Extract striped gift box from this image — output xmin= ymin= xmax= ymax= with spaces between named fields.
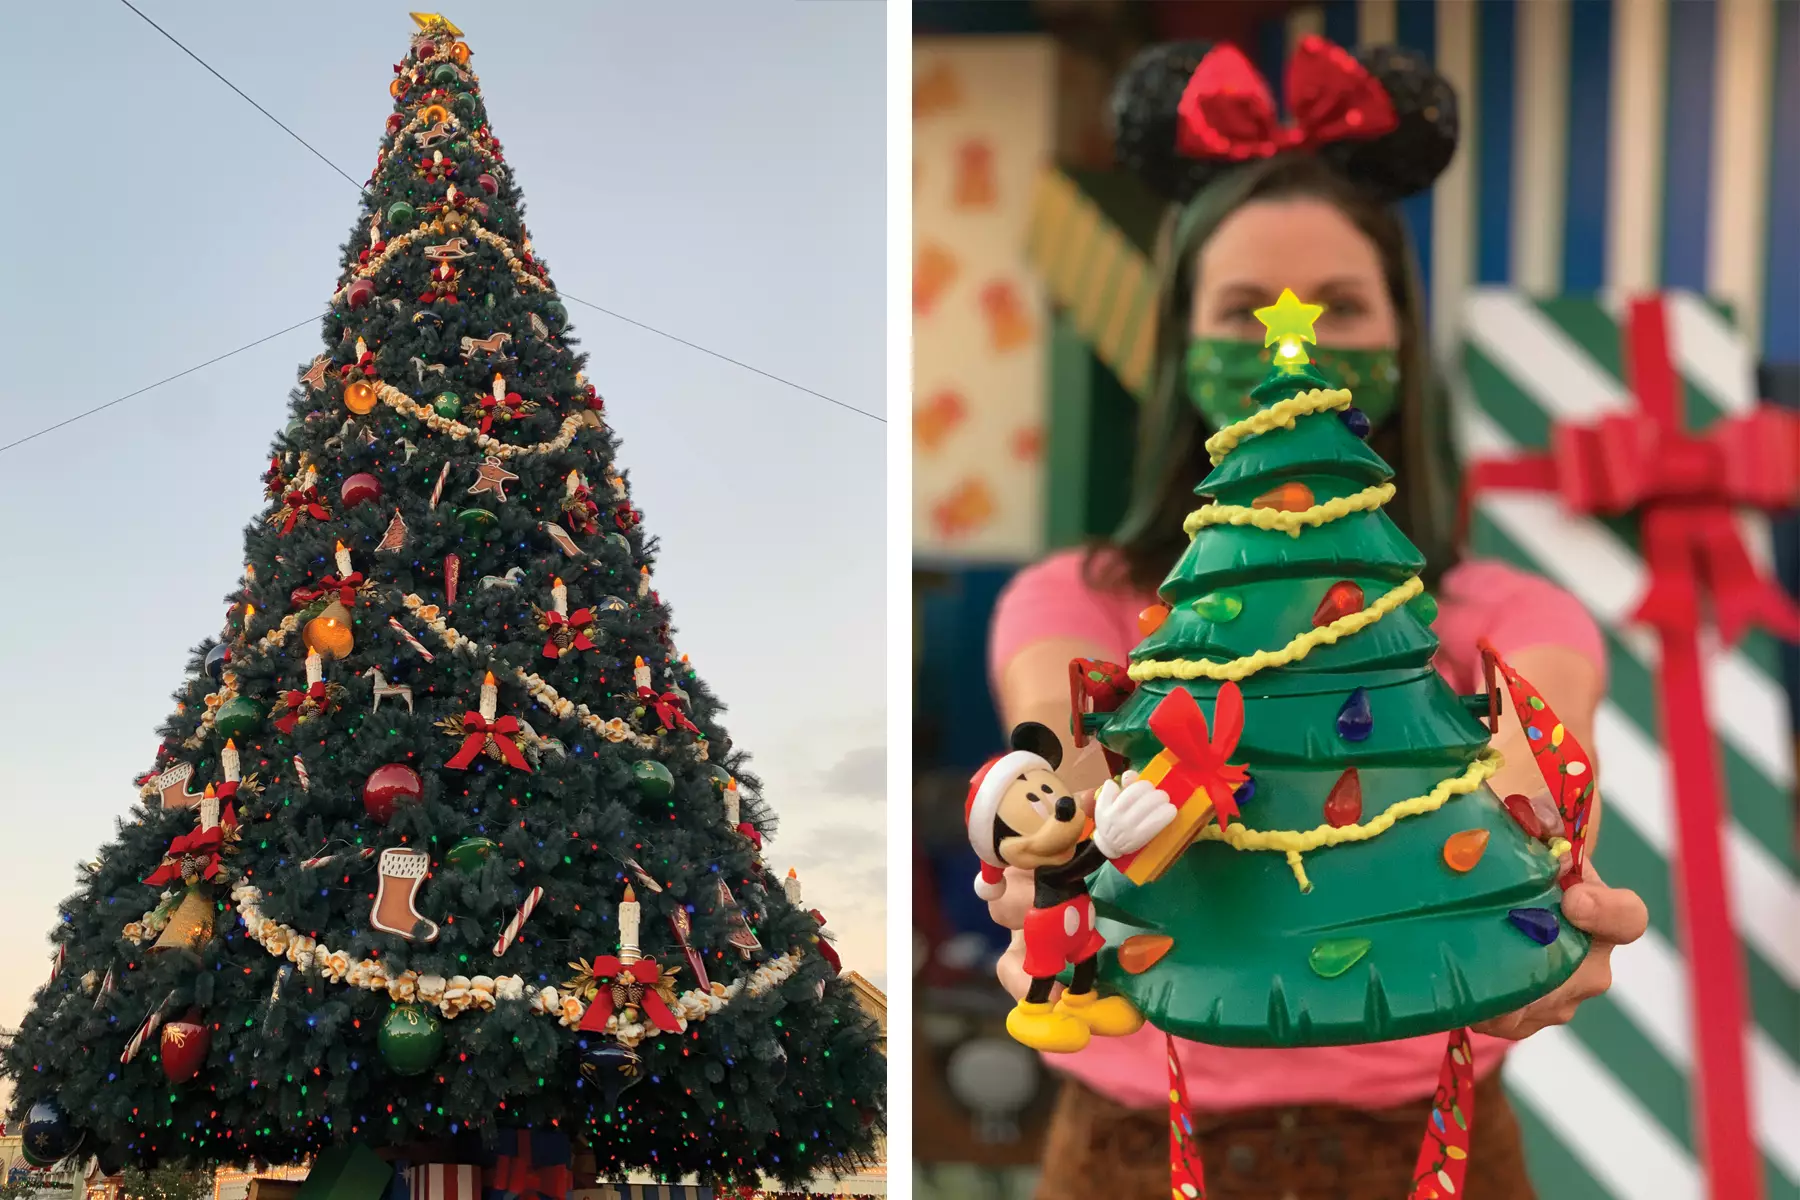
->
xmin=406 ymin=1166 xmax=480 ymax=1200
xmin=1458 ymin=289 xmax=1798 ymax=1200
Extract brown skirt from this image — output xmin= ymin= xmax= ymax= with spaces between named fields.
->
xmin=1034 ymin=1070 xmax=1538 ymax=1200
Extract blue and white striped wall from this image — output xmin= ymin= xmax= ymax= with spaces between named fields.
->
xmin=1259 ymin=0 xmax=1798 ymax=364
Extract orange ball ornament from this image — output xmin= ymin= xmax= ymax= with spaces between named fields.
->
xmin=420 ymin=104 xmax=449 ymax=125
xmin=450 ymin=42 xmax=470 ymax=64
xmin=302 ymin=605 xmax=354 ymax=660
xmin=344 ymin=381 xmax=377 ymax=415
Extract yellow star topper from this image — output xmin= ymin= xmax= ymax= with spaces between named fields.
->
xmin=410 ymin=12 xmax=463 ymax=36
xmin=1254 ymin=288 xmax=1325 ymax=367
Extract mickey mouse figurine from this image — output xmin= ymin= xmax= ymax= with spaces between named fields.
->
xmin=966 ymin=723 xmax=1178 ymax=1052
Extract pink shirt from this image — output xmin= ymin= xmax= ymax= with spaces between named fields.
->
xmin=988 ymin=549 xmax=1606 ymax=1112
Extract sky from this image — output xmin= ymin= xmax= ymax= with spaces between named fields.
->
xmin=0 ymin=0 xmax=888 ymax=1058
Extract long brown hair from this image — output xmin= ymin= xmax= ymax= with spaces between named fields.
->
xmin=1087 ymin=154 xmax=1460 ymax=598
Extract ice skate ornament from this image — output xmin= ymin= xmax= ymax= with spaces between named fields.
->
xmin=965 ymin=721 xmax=1177 ymax=1053
xmin=370 ymin=847 xmax=440 ymax=942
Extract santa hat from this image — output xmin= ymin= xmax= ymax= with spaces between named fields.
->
xmin=965 ymin=749 xmax=1051 ymax=901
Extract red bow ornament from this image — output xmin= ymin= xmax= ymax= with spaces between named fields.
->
xmin=541 ymin=609 xmax=596 ymax=659
xmin=1177 ymin=35 xmax=1396 ymax=163
xmin=263 ymin=457 xmax=288 ymax=500
xmin=291 ymin=573 xmax=364 ymax=609
xmin=445 ymin=712 xmax=532 ymax=772
xmin=1463 ymin=294 xmax=1796 ymax=1200
xmin=273 ymin=681 xmax=330 ymax=734
xmin=144 ymin=825 xmax=225 ymax=887
xmin=1109 ymin=683 xmax=1250 ymax=887
xmin=638 ymin=688 xmax=699 ymax=735
xmin=809 ymin=909 xmax=842 ymax=975
xmin=571 ymin=955 xmax=682 ymax=1033
xmin=272 ymin=487 xmax=330 ymax=536
xmin=478 ymin=389 xmax=525 ymax=433
xmin=418 ymin=259 xmax=462 ymax=305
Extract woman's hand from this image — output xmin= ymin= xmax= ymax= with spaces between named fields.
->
xmin=1472 ymin=866 xmax=1648 ymax=1040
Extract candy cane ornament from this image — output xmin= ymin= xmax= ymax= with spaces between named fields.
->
xmin=300 ymin=847 xmax=376 ymax=870
xmin=493 ymin=886 xmax=543 ymax=956
xmin=121 ymin=992 xmax=176 ymax=1064
xmin=388 ymin=616 xmax=436 ymax=662
xmin=293 ymin=756 xmax=311 ymax=792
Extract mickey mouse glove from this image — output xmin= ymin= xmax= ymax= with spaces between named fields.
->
xmin=1092 ymin=771 xmax=1179 ymax=859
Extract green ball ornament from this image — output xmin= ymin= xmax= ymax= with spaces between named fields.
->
xmin=213 ymin=696 xmax=263 ymax=741
xmin=445 ymin=836 xmax=499 ymax=872
xmin=631 ymin=760 xmax=674 ymax=800
xmin=605 ymin=532 xmax=631 ymax=555
xmin=451 ymin=141 xmax=470 ymax=156
xmin=386 ymin=201 xmax=415 ymax=228
xmin=433 ymin=391 xmax=462 ymax=419
xmin=378 ymin=1004 xmax=443 ymax=1076
xmin=457 ymin=507 xmax=498 ymax=536
xmin=543 ymin=301 xmax=568 ymax=327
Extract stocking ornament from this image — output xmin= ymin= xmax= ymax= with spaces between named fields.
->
xmin=370 ymin=847 xmax=440 ymax=942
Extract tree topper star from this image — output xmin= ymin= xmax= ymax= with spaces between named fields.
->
xmin=1254 ymin=288 xmax=1325 ymax=365
xmin=410 ymin=12 xmax=463 ymax=36
xmin=467 ymin=455 xmax=519 ymax=503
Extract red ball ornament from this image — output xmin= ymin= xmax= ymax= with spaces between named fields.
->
xmin=346 ymin=278 xmax=376 ymax=309
xmin=386 ymin=113 xmax=404 ymax=135
xmin=159 ymin=1013 xmax=210 ymax=1084
xmin=363 ymin=763 xmax=423 ymax=824
xmin=341 ymin=472 xmax=382 ymax=508
xmin=476 ymin=173 xmax=498 ymax=196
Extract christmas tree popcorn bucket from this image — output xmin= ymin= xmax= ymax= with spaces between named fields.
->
xmin=989 ymin=289 xmax=1603 ymax=1199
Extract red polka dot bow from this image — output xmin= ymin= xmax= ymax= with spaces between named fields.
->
xmin=1177 ymin=35 xmax=1396 ymax=163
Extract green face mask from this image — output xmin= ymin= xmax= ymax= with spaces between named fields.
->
xmin=1185 ymin=337 xmax=1401 ymax=433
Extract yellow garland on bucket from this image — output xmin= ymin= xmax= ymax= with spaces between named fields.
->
xmin=1128 ymin=576 xmax=1422 ymax=682
xmin=1203 ymin=386 xmax=1352 ymax=464
xmin=1194 ymin=749 xmax=1504 ymax=891
xmin=1184 ymin=482 xmax=1396 ymax=539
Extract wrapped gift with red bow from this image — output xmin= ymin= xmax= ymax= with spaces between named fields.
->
xmin=1459 ymin=290 xmax=1798 ymax=1200
xmin=482 ymin=1131 xmax=572 ymax=1200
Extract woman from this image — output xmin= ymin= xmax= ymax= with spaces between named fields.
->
xmin=985 ymin=39 xmax=1648 ymax=1200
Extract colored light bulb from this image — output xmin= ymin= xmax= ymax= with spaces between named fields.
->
xmin=1338 ymin=407 xmax=1371 ymax=439
xmin=1231 ymin=774 xmax=1256 ymax=806
xmin=1137 ymin=604 xmax=1170 ymax=636
xmin=1323 ymin=768 xmax=1362 ymax=827
xmin=1442 ymin=829 xmax=1490 ymax=872
xmin=1250 ymin=481 xmax=1315 ymax=512
xmin=1507 ymin=907 xmax=1560 ymax=945
xmin=1307 ymin=936 xmax=1371 ymax=978
xmin=1500 ymin=793 xmax=1545 ymax=839
xmin=1312 ymin=580 xmax=1365 ymax=627
xmin=1117 ymin=934 xmax=1173 ymax=975
xmin=1191 ymin=592 xmax=1243 ymax=622
xmin=1408 ymin=590 xmax=1440 ymax=626
xmin=1335 ymin=687 xmax=1373 ymax=741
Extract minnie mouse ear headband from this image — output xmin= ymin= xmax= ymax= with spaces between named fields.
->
xmin=1110 ymin=35 xmax=1458 ymax=205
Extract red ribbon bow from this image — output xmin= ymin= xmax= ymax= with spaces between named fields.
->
xmin=277 ymin=488 xmax=330 ymax=535
xmin=445 ymin=712 xmax=532 ymax=772
xmin=575 ymin=955 xmax=681 ymax=1033
xmin=144 ymin=826 xmax=224 ymax=886
xmin=274 ymin=682 xmax=329 ymax=734
xmin=291 ymin=573 xmax=363 ymax=608
xmin=638 ymin=687 xmax=699 ymax=734
xmin=479 ymin=390 xmax=525 ymax=433
xmin=1176 ymin=35 xmax=1396 ymax=163
xmin=541 ymin=609 xmax=596 ymax=658
xmin=736 ymin=821 xmax=762 ymax=851
xmin=1147 ymin=682 xmax=1249 ymax=829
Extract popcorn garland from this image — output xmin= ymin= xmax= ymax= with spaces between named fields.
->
xmin=398 ymin=593 xmax=674 ymax=753
xmin=335 ymin=215 xmax=546 ymax=305
xmin=374 ymin=380 xmax=589 ymax=459
xmin=229 ymin=878 xmax=802 ymax=1045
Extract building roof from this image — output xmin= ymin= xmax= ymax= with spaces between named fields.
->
xmin=842 ymin=971 xmax=885 ymax=1033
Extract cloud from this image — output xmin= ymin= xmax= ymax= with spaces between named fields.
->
xmin=818 ymin=744 xmax=885 ymax=801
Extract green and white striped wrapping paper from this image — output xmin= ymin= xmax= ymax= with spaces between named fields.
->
xmin=1456 ymin=289 xmax=1799 ymax=1200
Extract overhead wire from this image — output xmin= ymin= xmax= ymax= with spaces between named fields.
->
xmin=0 ymin=2 xmax=885 ymax=455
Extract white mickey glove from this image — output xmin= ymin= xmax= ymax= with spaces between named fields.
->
xmin=1092 ymin=770 xmax=1178 ymax=859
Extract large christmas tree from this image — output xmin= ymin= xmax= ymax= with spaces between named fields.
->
xmin=1082 ymin=291 xmax=1588 ymax=1046
xmin=2 ymin=15 xmax=882 ymax=1187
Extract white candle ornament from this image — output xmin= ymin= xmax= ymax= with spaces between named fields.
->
xmin=551 ymin=577 xmax=568 ymax=617
xmin=492 ymin=373 xmax=506 ymax=404
xmin=783 ymin=868 xmax=801 ymax=906
xmin=221 ymin=739 xmax=241 ymax=783
xmin=723 ymin=778 xmax=741 ymax=828
xmin=200 ymin=785 xmax=220 ymax=832
xmin=634 ymin=656 xmax=651 ymax=691
xmin=479 ymin=671 xmax=498 ymax=721
xmin=618 ymin=884 xmax=641 ymax=964
xmin=306 ymin=650 xmax=323 ymax=687
xmin=335 ymin=541 xmax=353 ymax=576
